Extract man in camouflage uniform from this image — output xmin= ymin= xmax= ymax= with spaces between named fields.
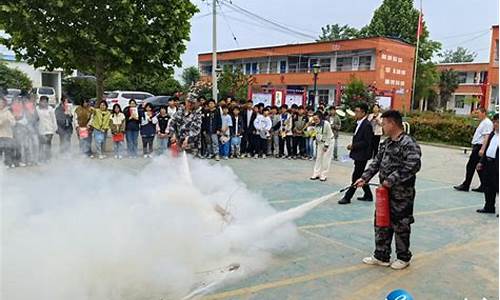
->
xmin=354 ymin=110 xmax=422 ymax=270
xmin=168 ymin=99 xmax=202 ymax=156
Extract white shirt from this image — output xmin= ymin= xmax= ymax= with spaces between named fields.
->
xmin=486 ymin=132 xmax=499 ymax=159
xmin=253 ymin=114 xmax=272 ymax=131
xmin=246 ymin=109 xmax=253 ymax=127
xmin=472 ymin=118 xmax=493 ymax=145
xmin=355 ymin=117 xmax=367 ymax=135
xmin=167 ymin=106 xmax=177 ymax=118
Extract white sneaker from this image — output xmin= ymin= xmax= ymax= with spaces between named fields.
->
xmin=19 ymin=162 xmax=27 ymax=167
xmin=143 ymin=154 xmax=148 ymax=158
xmin=262 ymin=154 xmax=267 ymax=159
xmin=254 ymin=154 xmax=258 ymax=159
xmin=390 ymin=259 xmax=410 ymax=270
xmin=362 ymin=256 xmax=390 ymax=267
xmin=118 ymin=155 xmax=123 ymax=159
xmin=98 ymin=155 xmax=105 ymax=160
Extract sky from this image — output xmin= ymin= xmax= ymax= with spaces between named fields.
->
xmin=176 ymin=0 xmax=499 ymax=77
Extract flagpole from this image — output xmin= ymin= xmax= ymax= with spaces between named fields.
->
xmin=411 ymin=0 xmax=422 ymax=111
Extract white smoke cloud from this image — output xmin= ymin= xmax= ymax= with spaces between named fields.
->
xmin=1 ymin=155 xmax=301 ymax=300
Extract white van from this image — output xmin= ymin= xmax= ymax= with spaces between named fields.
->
xmin=105 ymin=91 xmax=154 ymax=110
xmin=32 ymin=87 xmax=57 ymax=106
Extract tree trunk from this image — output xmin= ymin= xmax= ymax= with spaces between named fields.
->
xmin=95 ymin=58 xmax=105 ymax=104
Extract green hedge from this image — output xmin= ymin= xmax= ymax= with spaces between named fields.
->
xmin=406 ymin=112 xmax=476 ymax=147
xmin=339 ymin=112 xmax=477 ymax=147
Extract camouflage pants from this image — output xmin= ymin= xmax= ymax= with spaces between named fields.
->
xmin=374 ymin=185 xmax=415 ymax=263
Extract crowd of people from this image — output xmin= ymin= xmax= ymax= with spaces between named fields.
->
xmin=0 ymin=93 xmax=385 ymax=170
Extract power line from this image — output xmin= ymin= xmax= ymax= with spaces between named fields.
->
xmin=435 ymin=29 xmax=490 ymax=41
xmin=216 ymin=0 xmax=239 ymax=47
xmin=445 ymin=31 xmax=491 ymax=49
xmin=220 ymin=0 xmax=316 ymax=40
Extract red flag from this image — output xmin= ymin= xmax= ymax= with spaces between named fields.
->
xmin=416 ymin=11 xmax=424 ymax=38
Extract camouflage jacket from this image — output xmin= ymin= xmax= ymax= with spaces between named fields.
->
xmin=168 ymin=107 xmax=202 ymax=146
xmin=328 ymin=115 xmax=341 ymax=138
xmin=361 ymin=132 xmax=422 ymax=188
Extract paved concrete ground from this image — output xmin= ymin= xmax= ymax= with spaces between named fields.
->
xmin=198 ymin=135 xmax=498 ymax=300
xmin=4 ymin=134 xmax=499 ymax=299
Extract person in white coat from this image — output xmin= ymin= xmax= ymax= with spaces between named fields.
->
xmin=310 ymin=111 xmax=334 ymax=181
xmin=36 ymin=96 xmax=57 ymax=162
xmin=253 ymin=107 xmax=272 ymax=159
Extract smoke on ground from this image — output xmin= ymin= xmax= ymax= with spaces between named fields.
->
xmin=1 ymin=155 xmax=302 ymax=299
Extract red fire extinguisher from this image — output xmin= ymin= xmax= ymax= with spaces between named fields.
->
xmin=375 ymin=186 xmax=391 ymax=227
xmin=170 ymin=141 xmax=180 ymax=157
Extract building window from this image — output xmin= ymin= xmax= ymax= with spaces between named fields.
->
xmin=336 ymin=57 xmax=353 ymax=71
xmin=358 ymin=56 xmax=372 ymax=70
xmin=385 ymin=67 xmax=391 ymax=73
xmin=495 ymin=40 xmax=499 ymax=63
xmin=385 ymin=79 xmax=390 ymax=84
xmin=398 ymin=57 xmax=403 ymax=63
xmin=392 ymin=56 xmax=398 ymax=62
xmin=318 ymin=89 xmax=329 ymax=103
xmin=457 ymin=72 xmax=467 ymax=84
xmin=455 ymin=95 xmax=465 ymax=109
xmin=320 ymin=58 xmax=331 ymax=72
xmin=491 ymin=86 xmax=499 ymax=109
xmin=382 ymin=54 xmax=387 ymax=60
xmin=299 ymin=57 xmax=309 ymax=72
xmin=202 ymin=65 xmax=212 ymax=76
xmin=279 ymin=60 xmax=287 ymax=73
xmin=269 ymin=61 xmax=277 ymax=73
xmin=245 ymin=63 xmax=251 ymax=74
xmin=402 ymin=70 xmax=406 ymax=75
xmin=258 ymin=62 xmax=268 ymax=74
xmin=401 ymin=81 xmax=405 ymax=86
xmin=288 ymin=57 xmax=298 ymax=73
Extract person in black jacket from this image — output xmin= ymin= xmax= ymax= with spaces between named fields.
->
xmin=201 ymin=99 xmax=222 ymax=160
xmin=242 ymin=101 xmax=257 ymax=157
xmin=476 ymin=113 xmax=499 ymax=214
xmin=55 ymin=97 xmax=73 ymax=154
xmin=123 ymin=99 xmax=141 ymax=158
xmin=339 ymin=102 xmax=374 ymax=204
xmin=230 ymin=105 xmax=244 ymax=158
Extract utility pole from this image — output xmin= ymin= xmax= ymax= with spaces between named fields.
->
xmin=212 ymin=0 xmax=218 ymax=102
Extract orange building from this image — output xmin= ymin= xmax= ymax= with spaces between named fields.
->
xmin=435 ymin=25 xmax=499 ymax=115
xmin=198 ymin=37 xmax=416 ymax=111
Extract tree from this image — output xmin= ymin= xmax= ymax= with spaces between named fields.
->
xmin=62 ymin=77 xmax=96 ymax=105
xmin=364 ymin=0 xmax=441 ymax=109
xmin=317 ymin=24 xmax=360 ymax=41
xmin=0 ymin=1 xmax=198 ymax=102
xmin=438 ymin=69 xmax=459 ymax=108
xmin=181 ymin=66 xmax=201 ymax=88
xmin=218 ymin=66 xmax=250 ymax=100
xmin=438 ymin=47 xmax=477 ymax=63
xmin=0 ymin=62 xmax=32 ymax=94
xmin=104 ymin=71 xmax=182 ymax=96
xmin=341 ymin=75 xmax=376 ymax=109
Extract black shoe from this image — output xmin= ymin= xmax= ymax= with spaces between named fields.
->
xmin=357 ymin=196 xmax=373 ymax=202
xmin=310 ymin=176 xmax=319 ymax=180
xmin=472 ymin=187 xmax=485 ymax=193
xmin=476 ymin=209 xmax=495 ymax=214
xmin=453 ymin=185 xmax=469 ymax=192
xmin=338 ymin=198 xmax=351 ymax=205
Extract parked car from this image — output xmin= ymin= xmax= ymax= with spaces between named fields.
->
xmin=105 ymin=91 xmax=154 ymax=110
xmin=5 ymin=88 xmax=21 ymax=104
xmin=31 ymin=86 xmax=58 ymax=106
xmin=143 ymin=96 xmax=171 ymax=113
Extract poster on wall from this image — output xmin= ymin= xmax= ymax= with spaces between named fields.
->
xmin=252 ymin=93 xmax=273 ymax=107
xmin=285 ymin=94 xmax=304 ymax=107
xmin=376 ymin=96 xmax=392 ymax=110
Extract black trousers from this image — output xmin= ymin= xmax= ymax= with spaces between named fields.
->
xmin=257 ymin=137 xmax=268 ymax=155
xmin=482 ymin=157 xmax=498 ymax=212
xmin=344 ymin=160 xmax=373 ymax=200
xmin=279 ymin=136 xmax=293 ymax=157
xmin=372 ymin=135 xmax=381 ymax=158
xmin=462 ymin=144 xmax=485 ymax=188
xmin=293 ymin=136 xmax=306 ymax=157
xmin=241 ymin=132 xmax=253 ymax=154
xmin=142 ymin=136 xmax=154 ymax=155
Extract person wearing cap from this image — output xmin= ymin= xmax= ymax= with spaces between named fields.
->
xmin=355 ymin=109 xmax=422 ymax=270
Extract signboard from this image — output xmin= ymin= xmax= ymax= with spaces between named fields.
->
xmin=285 ymin=94 xmax=304 ymax=107
xmin=252 ymin=93 xmax=273 ymax=107
xmin=376 ymin=96 xmax=392 ymax=110
xmin=275 ymin=91 xmax=283 ymax=107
